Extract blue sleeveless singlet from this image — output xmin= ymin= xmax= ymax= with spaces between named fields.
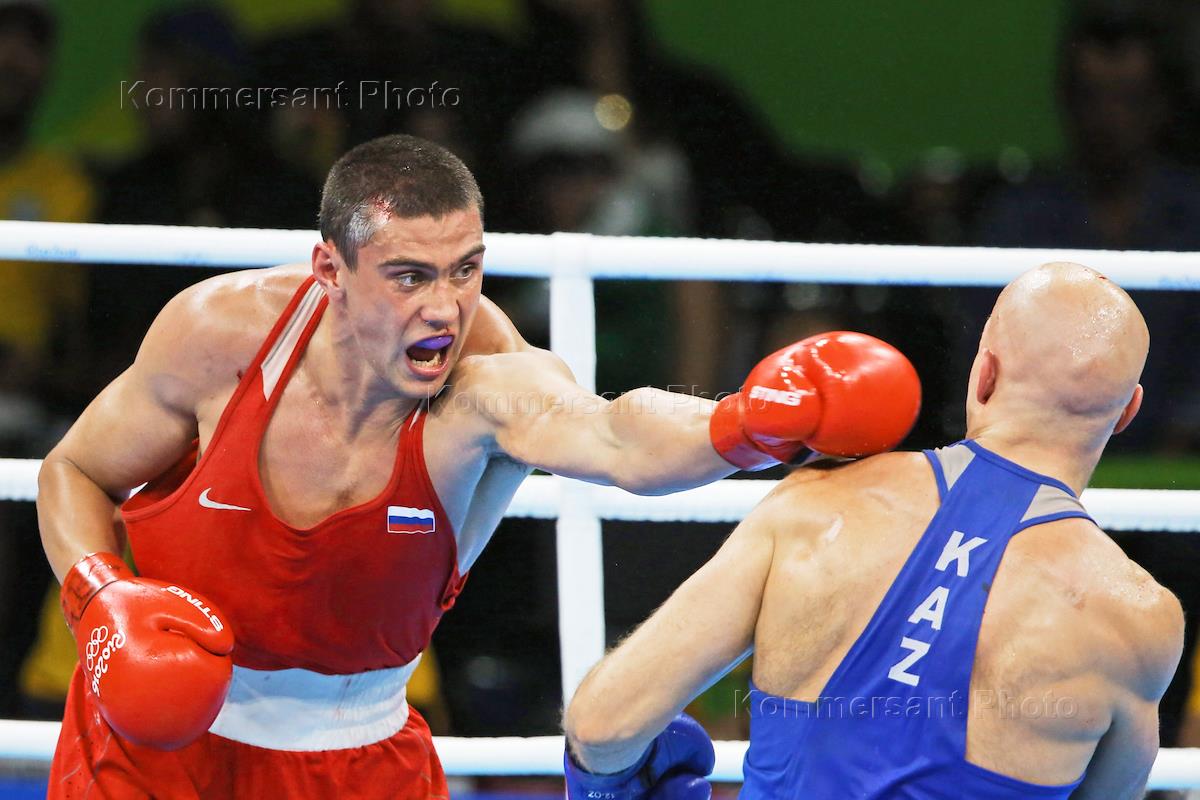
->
xmin=740 ymin=440 xmax=1090 ymax=799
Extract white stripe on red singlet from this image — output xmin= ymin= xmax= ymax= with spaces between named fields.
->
xmin=260 ymin=281 xmax=325 ymax=400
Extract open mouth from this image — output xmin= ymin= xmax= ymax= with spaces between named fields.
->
xmin=405 ymin=334 xmax=455 ymax=375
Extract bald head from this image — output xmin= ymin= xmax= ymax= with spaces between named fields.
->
xmin=970 ymin=262 xmax=1148 ymax=438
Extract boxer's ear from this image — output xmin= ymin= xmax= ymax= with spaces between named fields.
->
xmin=312 ymin=241 xmax=345 ymax=297
xmin=1113 ymin=384 xmax=1143 ymax=435
xmin=975 ymin=348 xmax=998 ymax=405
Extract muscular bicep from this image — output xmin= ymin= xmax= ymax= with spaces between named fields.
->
xmin=1070 ymin=697 xmax=1160 ymax=800
xmin=38 ymin=286 xmax=224 ymax=579
xmin=467 ymin=348 xmax=726 ymax=494
xmin=39 ymin=271 xmax=277 ymax=579
xmin=51 ymin=361 xmax=198 ymax=499
xmin=467 ymin=350 xmax=618 ymax=477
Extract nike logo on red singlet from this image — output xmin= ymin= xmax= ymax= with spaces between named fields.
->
xmin=198 ymin=488 xmax=252 ymax=512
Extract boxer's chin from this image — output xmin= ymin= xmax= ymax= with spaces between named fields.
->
xmin=395 ymin=358 xmax=454 ymax=400
xmin=396 ymin=372 xmax=449 ymax=400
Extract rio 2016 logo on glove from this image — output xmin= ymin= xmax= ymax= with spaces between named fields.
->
xmin=85 ymin=624 xmax=126 ymax=697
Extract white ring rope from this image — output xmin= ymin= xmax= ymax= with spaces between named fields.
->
xmin=0 ymin=459 xmax=1197 ymax=530
xmin=4 ymin=220 xmax=1200 ymax=287
xmin=0 ymin=720 xmax=1197 ymax=788
xmin=3 ymin=222 xmax=1199 ymax=787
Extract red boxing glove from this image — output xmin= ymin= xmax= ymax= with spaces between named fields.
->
xmin=710 ymin=331 xmax=921 ymax=470
xmin=61 ymin=552 xmax=235 ymax=750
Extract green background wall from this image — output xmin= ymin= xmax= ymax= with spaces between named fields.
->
xmin=643 ymin=1 xmax=1069 ymax=171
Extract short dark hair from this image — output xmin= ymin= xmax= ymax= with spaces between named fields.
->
xmin=319 ymin=135 xmax=483 ymax=268
xmin=1059 ymin=6 xmax=1174 ymax=104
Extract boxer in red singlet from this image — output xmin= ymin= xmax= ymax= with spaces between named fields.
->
xmin=37 ymin=134 xmax=921 ymax=798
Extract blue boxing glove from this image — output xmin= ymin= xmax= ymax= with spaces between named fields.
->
xmin=564 ymin=714 xmax=715 ymax=800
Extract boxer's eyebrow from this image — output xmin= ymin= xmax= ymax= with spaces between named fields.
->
xmin=458 ymin=244 xmax=487 ymax=261
xmin=378 ymin=256 xmax=437 ymax=271
xmin=378 ymin=244 xmax=486 ymax=271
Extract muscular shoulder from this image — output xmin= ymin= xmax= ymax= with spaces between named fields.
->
xmin=739 ymin=451 xmax=936 ymax=552
xmin=784 ymin=450 xmax=929 ymax=488
xmin=455 ymin=347 xmax=571 ymax=388
xmin=445 ymin=295 xmax=548 ymax=396
xmin=136 ymin=263 xmax=310 ymax=407
xmin=771 ymin=451 xmax=935 ymax=520
xmin=1077 ymin=527 xmax=1183 ymax=698
xmin=440 ymin=322 xmax=584 ymax=456
xmin=1007 ymin=518 xmax=1184 ymax=699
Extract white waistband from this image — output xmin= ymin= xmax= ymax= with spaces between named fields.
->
xmin=208 ymin=655 xmax=421 ymax=751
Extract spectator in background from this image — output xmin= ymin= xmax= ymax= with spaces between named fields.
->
xmin=512 ymin=0 xmax=875 ymax=241
xmin=92 ymin=5 xmax=320 ymax=384
xmin=0 ymin=0 xmax=94 ymax=411
xmin=881 ymin=148 xmax=1026 ymax=446
xmin=974 ymin=3 xmax=1200 ymax=454
xmin=512 ymin=0 xmax=883 ymax=396
xmin=100 ymin=5 xmax=316 ymax=231
xmin=978 ymin=8 xmax=1200 ymax=251
xmin=252 ymin=0 xmax=520 ymax=203
xmin=498 ymin=89 xmax=690 ymax=390
xmin=0 ymin=0 xmax=94 ymax=719
xmin=507 ymin=90 xmax=690 ymax=238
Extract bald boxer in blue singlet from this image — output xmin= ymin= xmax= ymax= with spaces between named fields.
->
xmin=563 ymin=263 xmax=1184 ymax=800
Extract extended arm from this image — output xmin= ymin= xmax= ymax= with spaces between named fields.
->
xmin=471 ymin=331 xmax=921 ymax=494
xmin=471 ymin=349 xmax=732 ymax=494
xmin=563 ymin=486 xmax=783 ymax=772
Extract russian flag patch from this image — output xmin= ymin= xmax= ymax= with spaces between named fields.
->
xmin=387 ymin=505 xmax=436 ymax=535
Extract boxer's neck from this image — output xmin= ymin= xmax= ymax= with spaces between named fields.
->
xmin=968 ymin=423 xmax=1101 ymax=497
xmin=302 ymin=309 xmax=421 ymax=440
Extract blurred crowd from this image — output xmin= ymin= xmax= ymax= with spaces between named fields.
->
xmin=2 ymin=0 xmax=1200 ymax=790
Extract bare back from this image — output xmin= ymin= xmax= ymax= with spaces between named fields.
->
xmin=752 ymin=450 xmax=1178 ymax=789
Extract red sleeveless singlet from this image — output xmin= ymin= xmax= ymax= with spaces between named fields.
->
xmin=121 ymin=276 xmax=465 ymax=675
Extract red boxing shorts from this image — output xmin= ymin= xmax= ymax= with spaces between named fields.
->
xmin=49 ymin=661 xmax=447 ymax=799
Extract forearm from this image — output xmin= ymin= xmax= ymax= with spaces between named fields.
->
xmin=38 ymin=453 xmax=126 ymax=582
xmin=566 ymin=656 xmax=676 ymax=773
xmin=565 ymin=507 xmax=773 ymax=772
xmin=603 ymin=388 xmax=734 ymax=494
xmin=565 ymin=600 xmax=735 ymax=772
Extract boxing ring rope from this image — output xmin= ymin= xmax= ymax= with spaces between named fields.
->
xmin=0 ymin=720 xmax=1198 ymax=788
xmin=2 ymin=221 xmax=1200 ymax=789
xmin=4 ymin=220 xmax=1200 ymax=287
xmin=2 ymin=466 xmax=1199 ymax=530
